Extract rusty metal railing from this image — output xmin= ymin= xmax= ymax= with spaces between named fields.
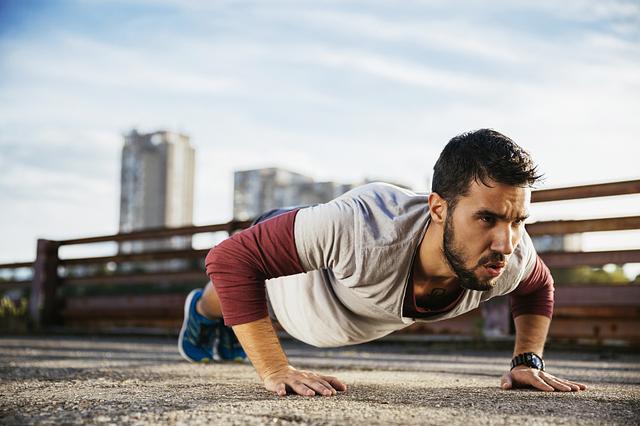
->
xmin=0 ymin=219 xmax=252 ymax=328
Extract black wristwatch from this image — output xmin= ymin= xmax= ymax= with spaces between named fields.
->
xmin=511 ymin=352 xmax=545 ymax=371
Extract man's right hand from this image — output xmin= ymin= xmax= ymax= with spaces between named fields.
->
xmin=232 ymin=317 xmax=347 ymax=397
xmin=263 ymin=365 xmax=347 ymax=397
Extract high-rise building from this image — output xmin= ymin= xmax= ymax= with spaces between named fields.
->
xmin=233 ymin=168 xmax=311 ymax=220
xmin=233 ymin=167 xmax=361 ymax=220
xmin=119 ymin=129 xmax=195 ymax=253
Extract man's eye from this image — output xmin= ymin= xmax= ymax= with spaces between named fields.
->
xmin=480 ymin=216 xmax=494 ymax=223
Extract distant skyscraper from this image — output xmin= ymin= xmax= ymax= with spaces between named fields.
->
xmin=233 ymin=168 xmax=311 ymax=220
xmin=119 ymin=129 xmax=195 ymax=253
xmin=233 ymin=167 xmax=360 ymax=220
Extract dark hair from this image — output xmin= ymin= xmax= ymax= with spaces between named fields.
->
xmin=432 ymin=129 xmax=542 ymax=208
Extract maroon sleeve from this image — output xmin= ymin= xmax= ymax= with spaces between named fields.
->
xmin=205 ymin=209 xmax=305 ymax=326
xmin=509 ymin=255 xmax=555 ymax=319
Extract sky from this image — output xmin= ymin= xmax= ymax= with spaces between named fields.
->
xmin=1 ymin=0 xmax=639 ymax=269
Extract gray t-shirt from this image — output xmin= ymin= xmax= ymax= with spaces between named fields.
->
xmin=266 ymin=182 xmax=537 ymax=348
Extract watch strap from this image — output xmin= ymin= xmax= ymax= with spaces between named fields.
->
xmin=511 ymin=352 xmax=545 ymax=371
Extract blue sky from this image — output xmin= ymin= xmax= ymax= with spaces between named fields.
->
xmin=1 ymin=0 xmax=639 ymax=266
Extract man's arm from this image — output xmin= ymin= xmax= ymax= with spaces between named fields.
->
xmin=501 ymin=256 xmax=587 ymax=392
xmin=501 ymin=314 xmax=585 ymax=391
xmin=513 ymin=314 xmax=548 ymax=357
xmin=206 ymin=209 xmax=347 ymax=396
xmin=233 ymin=317 xmax=346 ymax=397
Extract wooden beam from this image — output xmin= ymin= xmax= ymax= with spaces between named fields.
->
xmin=58 ymin=219 xmax=253 ymax=246
xmin=62 ymin=270 xmax=206 ymax=286
xmin=554 ymin=285 xmax=640 ymax=307
xmin=549 ymin=317 xmax=640 ymax=340
xmin=0 ymin=262 xmax=33 ymax=270
xmin=553 ymin=306 xmax=640 ymax=318
xmin=540 ymin=249 xmax=640 ymax=268
xmin=59 ymin=248 xmax=210 ymax=266
xmin=62 ymin=294 xmax=185 ymax=319
xmin=532 ymin=179 xmax=640 ymax=202
xmin=526 ymin=216 xmax=640 ymax=235
xmin=0 ymin=281 xmax=32 ymax=290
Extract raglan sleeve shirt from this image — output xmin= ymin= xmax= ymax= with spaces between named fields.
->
xmin=206 ymin=200 xmax=555 ymax=326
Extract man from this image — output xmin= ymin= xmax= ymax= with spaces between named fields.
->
xmin=178 ymin=129 xmax=587 ymax=397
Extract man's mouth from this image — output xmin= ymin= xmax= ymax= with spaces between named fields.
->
xmin=483 ymin=262 xmax=506 ymax=277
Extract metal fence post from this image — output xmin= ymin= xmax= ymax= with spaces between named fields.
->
xmin=29 ymin=239 xmax=61 ymax=328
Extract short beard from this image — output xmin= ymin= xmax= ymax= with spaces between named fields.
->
xmin=442 ymin=210 xmax=504 ymax=292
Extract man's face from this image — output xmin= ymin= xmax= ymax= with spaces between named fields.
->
xmin=441 ymin=179 xmax=530 ymax=291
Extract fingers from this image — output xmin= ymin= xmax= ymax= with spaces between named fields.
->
xmin=281 ymin=377 xmax=337 ymax=397
xmin=275 ymin=382 xmax=287 ymax=397
xmin=555 ymin=377 xmax=587 ymax=391
xmin=540 ymin=372 xmax=588 ymax=392
xmin=507 ymin=367 xmax=588 ymax=392
xmin=540 ymin=372 xmax=573 ymax=391
xmin=303 ymin=377 xmax=336 ymax=396
xmin=573 ymin=381 xmax=588 ymax=391
xmin=290 ymin=380 xmax=318 ymax=397
xmin=322 ymin=374 xmax=348 ymax=392
xmin=264 ymin=367 xmax=346 ymax=397
xmin=500 ymin=372 xmax=513 ymax=390
xmin=526 ymin=373 xmax=556 ymax=392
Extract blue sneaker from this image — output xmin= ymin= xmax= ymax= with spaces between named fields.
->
xmin=178 ymin=289 xmax=247 ymax=363
xmin=178 ymin=289 xmax=220 ymax=363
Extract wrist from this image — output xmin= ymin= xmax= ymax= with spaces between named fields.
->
xmin=261 ymin=364 xmax=293 ymax=380
xmin=232 ymin=317 xmax=290 ymax=380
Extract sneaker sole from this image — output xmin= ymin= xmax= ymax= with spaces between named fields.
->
xmin=178 ymin=289 xmax=206 ymax=363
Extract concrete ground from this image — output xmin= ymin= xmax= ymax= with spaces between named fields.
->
xmin=0 ymin=336 xmax=638 ymax=425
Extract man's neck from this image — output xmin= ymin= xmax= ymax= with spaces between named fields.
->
xmin=414 ymin=220 xmax=455 ymax=281
xmin=411 ymin=220 xmax=462 ymax=310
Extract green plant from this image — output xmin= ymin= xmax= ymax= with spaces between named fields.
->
xmin=0 ymin=297 xmax=28 ymax=318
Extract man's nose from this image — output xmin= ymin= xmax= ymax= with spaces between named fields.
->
xmin=491 ymin=225 xmax=515 ymax=256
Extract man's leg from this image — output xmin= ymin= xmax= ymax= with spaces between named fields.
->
xmin=196 ymin=281 xmax=223 ymax=319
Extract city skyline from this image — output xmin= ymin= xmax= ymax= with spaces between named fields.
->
xmin=1 ymin=0 xmax=639 ymax=265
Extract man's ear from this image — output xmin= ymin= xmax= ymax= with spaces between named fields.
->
xmin=428 ymin=192 xmax=448 ymax=225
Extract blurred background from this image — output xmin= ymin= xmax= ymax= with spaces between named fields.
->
xmin=0 ymin=0 xmax=638 ymax=341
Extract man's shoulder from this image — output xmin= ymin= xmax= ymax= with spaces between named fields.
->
xmin=337 ymin=182 xmax=428 ymax=210
xmin=295 ymin=182 xmax=429 ymax=234
xmin=337 ymin=182 xmax=430 ymax=247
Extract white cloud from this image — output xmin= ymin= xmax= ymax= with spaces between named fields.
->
xmin=303 ymin=47 xmax=502 ymax=94
xmin=289 ymin=10 xmax=528 ymax=63
xmin=519 ymin=0 xmax=640 ymax=22
xmin=2 ymin=34 xmax=241 ymax=96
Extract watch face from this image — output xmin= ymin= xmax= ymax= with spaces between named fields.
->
xmin=526 ymin=353 xmax=543 ymax=370
xmin=531 ymin=357 xmax=543 ymax=369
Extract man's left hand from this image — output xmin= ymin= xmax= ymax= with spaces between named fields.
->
xmin=500 ymin=366 xmax=587 ymax=392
